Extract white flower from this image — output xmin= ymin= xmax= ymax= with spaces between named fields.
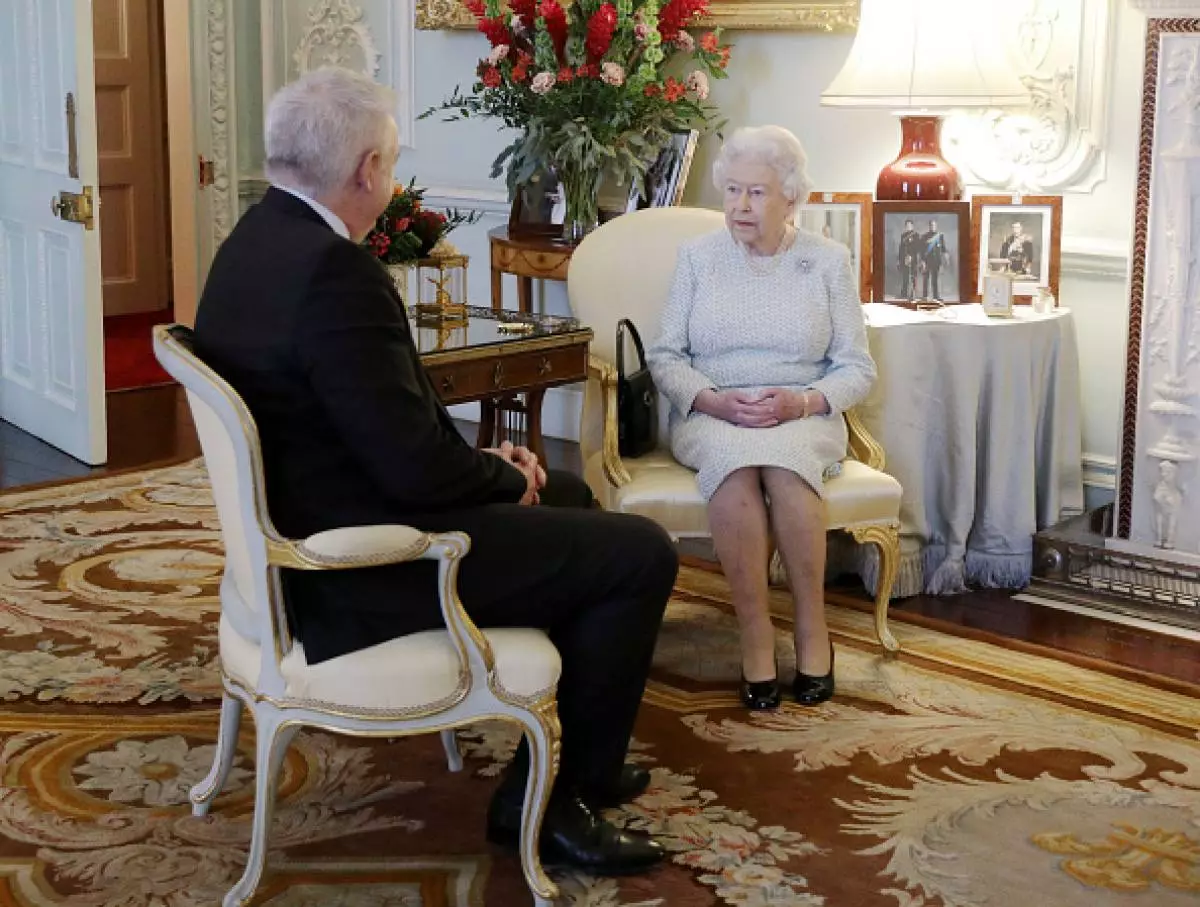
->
xmin=600 ymin=62 xmax=625 ymax=87
xmin=72 ymin=735 xmax=251 ymax=806
xmin=675 ymin=31 xmax=696 ymax=51
xmin=531 ymin=71 xmax=557 ymax=94
xmin=487 ymin=44 xmax=510 ymax=65
xmin=686 ymin=69 xmax=710 ymax=100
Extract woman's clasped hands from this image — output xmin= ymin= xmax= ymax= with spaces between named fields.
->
xmin=693 ymin=387 xmax=828 ymax=429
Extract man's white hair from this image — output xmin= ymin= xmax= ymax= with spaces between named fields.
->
xmin=265 ymin=67 xmax=397 ymax=197
xmin=711 ymin=125 xmax=813 ymax=203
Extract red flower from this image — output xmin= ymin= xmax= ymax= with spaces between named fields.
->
xmin=558 ymin=65 xmax=575 ymax=82
xmin=657 ymin=0 xmax=707 ymax=42
xmin=644 ymin=83 xmax=662 ymax=97
xmin=585 ymin=4 xmax=618 ymax=62
xmin=717 ymin=45 xmax=731 ymax=69
xmin=539 ymin=0 xmax=568 ymax=59
xmin=394 ymin=216 xmax=412 ymax=232
xmin=478 ymin=16 xmax=510 ymax=46
xmin=482 ymin=66 xmax=502 ymax=88
xmin=512 ymin=61 xmax=529 ymax=82
xmin=576 ymin=63 xmax=599 ymax=78
xmin=700 ymin=30 xmax=719 ymax=52
xmin=510 ymin=0 xmax=537 ymax=30
xmin=664 ymin=76 xmax=686 ymax=102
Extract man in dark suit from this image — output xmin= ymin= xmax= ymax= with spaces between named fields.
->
xmin=194 ymin=68 xmax=674 ymax=875
xmin=897 ymin=219 xmax=920 ymax=300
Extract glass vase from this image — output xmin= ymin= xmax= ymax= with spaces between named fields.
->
xmin=556 ymin=161 xmax=602 ymax=244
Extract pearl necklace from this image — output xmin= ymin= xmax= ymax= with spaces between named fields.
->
xmin=739 ymin=227 xmax=796 ymax=276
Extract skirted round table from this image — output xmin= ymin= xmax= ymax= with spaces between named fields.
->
xmin=843 ymin=303 xmax=1085 ymax=598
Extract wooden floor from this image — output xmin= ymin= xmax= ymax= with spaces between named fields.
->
xmin=3 ymin=386 xmax=1197 ymax=692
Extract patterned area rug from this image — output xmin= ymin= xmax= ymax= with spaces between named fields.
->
xmin=2 ymin=460 xmax=1200 ymax=906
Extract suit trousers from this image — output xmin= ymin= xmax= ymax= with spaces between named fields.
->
xmin=392 ymin=470 xmax=677 ymax=792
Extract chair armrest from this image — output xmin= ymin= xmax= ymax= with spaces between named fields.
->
xmin=845 ymin=408 xmax=886 ymax=473
xmin=588 ymin=354 xmax=632 ymax=488
xmin=267 ymin=524 xmax=431 ymax=571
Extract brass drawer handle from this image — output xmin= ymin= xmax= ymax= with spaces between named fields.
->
xmin=493 ymin=362 xmax=505 ymax=388
xmin=538 ymin=357 xmax=552 ymax=376
xmin=441 ymin=374 xmax=456 ymax=394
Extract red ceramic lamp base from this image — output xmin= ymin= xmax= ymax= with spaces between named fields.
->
xmin=876 ymin=115 xmax=962 ymax=201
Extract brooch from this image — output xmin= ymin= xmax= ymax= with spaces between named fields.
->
xmin=798 ymin=260 xmax=812 ymax=273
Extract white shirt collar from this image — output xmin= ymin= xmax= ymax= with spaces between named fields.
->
xmin=274 ymin=184 xmax=350 ymax=239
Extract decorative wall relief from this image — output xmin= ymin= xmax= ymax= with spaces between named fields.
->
xmin=943 ymin=0 xmax=1114 ymax=194
xmin=1113 ymin=12 xmax=1200 ymax=557
xmin=262 ymin=0 xmax=415 ymax=148
xmin=292 ymin=0 xmax=381 ymax=79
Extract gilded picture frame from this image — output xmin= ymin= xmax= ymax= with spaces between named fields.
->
xmin=416 ymin=0 xmax=858 ymax=31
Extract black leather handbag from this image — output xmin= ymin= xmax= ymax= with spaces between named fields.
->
xmin=616 ymin=319 xmax=657 ymax=458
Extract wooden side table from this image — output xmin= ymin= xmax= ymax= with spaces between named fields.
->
xmin=485 ymin=227 xmax=579 ymax=448
xmin=489 ymin=226 xmax=576 ymax=313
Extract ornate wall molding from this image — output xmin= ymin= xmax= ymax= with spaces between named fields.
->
xmin=205 ymin=0 xmax=237 ymax=250
xmin=944 ymin=0 xmax=1114 ymax=194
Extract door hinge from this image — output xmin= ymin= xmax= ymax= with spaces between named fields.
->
xmin=51 ymin=186 xmax=95 ymax=230
xmin=198 ymin=155 xmax=215 ymax=188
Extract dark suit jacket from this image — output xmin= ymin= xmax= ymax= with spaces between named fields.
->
xmin=194 ymin=188 xmax=526 ymax=660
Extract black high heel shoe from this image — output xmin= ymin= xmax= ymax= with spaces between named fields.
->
xmin=792 ymin=643 xmax=835 ymax=706
xmin=740 ymin=662 xmax=782 ymax=711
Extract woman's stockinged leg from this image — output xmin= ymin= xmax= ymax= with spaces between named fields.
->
xmin=761 ymin=467 xmax=831 ymax=676
xmin=707 ymin=467 xmax=776 ymax=682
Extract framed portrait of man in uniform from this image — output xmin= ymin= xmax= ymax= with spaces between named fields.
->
xmin=799 ymin=192 xmax=872 ymax=301
xmin=871 ymin=201 xmax=970 ymax=305
xmin=970 ymin=195 xmax=1062 ymax=303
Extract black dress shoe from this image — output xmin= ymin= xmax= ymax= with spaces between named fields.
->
xmin=579 ymin=764 xmax=652 ymax=809
xmin=740 ymin=674 xmax=782 ymax=710
xmin=792 ymin=644 xmax=835 ymax=706
xmin=487 ymin=790 xmax=665 ymax=875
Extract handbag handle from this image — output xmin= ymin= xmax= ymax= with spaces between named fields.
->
xmin=616 ymin=318 xmax=648 ymax=379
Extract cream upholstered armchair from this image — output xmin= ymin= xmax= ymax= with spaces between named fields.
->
xmin=568 ymin=207 xmax=903 ymax=652
xmin=153 ymin=325 xmax=564 ymax=907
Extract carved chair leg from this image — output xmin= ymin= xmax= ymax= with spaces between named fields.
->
xmin=517 ymin=701 xmax=562 ymax=905
xmin=224 ymin=709 xmax=296 ymax=907
xmin=849 ymin=523 xmax=901 ymax=653
xmin=440 ymin=729 xmax=463 ymax=772
xmin=190 ymin=692 xmax=243 ymax=817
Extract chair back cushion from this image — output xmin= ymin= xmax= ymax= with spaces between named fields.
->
xmin=152 ymin=325 xmax=274 ymax=642
xmin=569 ymin=207 xmax=725 ymax=366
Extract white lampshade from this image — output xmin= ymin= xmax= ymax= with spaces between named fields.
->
xmin=822 ymin=0 xmax=1029 ymax=110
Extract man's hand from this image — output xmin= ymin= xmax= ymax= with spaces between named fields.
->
xmin=693 ymin=389 xmax=780 ymax=428
xmin=485 ymin=440 xmax=545 ymax=504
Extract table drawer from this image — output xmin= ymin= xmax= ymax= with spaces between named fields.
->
xmin=427 ymin=345 xmax=588 ymax=403
xmin=491 ymin=245 xmax=572 ymax=280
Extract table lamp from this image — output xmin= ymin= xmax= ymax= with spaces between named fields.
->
xmin=821 ymin=0 xmax=1028 ymax=200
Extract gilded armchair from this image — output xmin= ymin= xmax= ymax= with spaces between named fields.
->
xmin=152 ymin=325 xmax=564 ymax=907
xmin=567 ymin=207 xmax=903 ymax=652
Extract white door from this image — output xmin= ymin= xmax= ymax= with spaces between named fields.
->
xmin=0 ymin=0 xmax=107 ymax=465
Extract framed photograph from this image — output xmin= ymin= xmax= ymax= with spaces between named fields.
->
xmin=509 ymin=170 xmax=564 ymax=238
xmin=799 ymin=192 xmax=872 ymax=302
xmin=971 ymin=195 xmax=1063 ymax=303
xmin=627 ymin=129 xmax=699 ymax=211
xmin=871 ymin=201 xmax=971 ymax=305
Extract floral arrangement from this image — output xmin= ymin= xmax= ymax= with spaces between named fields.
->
xmin=363 ymin=179 xmax=481 ymax=264
xmin=420 ymin=0 xmax=731 ymax=233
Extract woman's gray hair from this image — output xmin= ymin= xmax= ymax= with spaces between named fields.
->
xmin=711 ymin=125 xmax=813 ymax=203
xmin=265 ymin=67 xmax=397 ymax=198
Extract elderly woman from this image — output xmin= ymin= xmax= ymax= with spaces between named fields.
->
xmin=647 ymin=125 xmax=876 ymax=710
